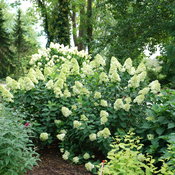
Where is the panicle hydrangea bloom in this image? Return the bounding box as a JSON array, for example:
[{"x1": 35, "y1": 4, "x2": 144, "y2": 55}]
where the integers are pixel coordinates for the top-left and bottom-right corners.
[
  {"x1": 46, "y1": 80, "x2": 54, "y2": 89},
  {"x1": 99, "y1": 72, "x2": 109, "y2": 83},
  {"x1": 72, "y1": 81, "x2": 83, "y2": 94},
  {"x1": 127, "y1": 67, "x2": 136, "y2": 75},
  {"x1": 97, "y1": 128, "x2": 111, "y2": 138},
  {"x1": 28, "y1": 69, "x2": 38, "y2": 84},
  {"x1": 123, "y1": 103, "x2": 131, "y2": 112},
  {"x1": 63, "y1": 89, "x2": 71, "y2": 98},
  {"x1": 133, "y1": 94, "x2": 145, "y2": 104},
  {"x1": 47, "y1": 59, "x2": 54, "y2": 67},
  {"x1": 110, "y1": 56, "x2": 122, "y2": 71},
  {"x1": 85, "y1": 162, "x2": 95, "y2": 172},
  {"x1": 71, "y1": 58, "x2": 80, "y2": 74},
  {"x1": 81, "y1": 62, "x2": 94, "y2": 76},
  {"x1": 72, "y1": 157, "x2": 79, "y2": 164},
  {"x1": 109, "y1": 71, "x2": 121, "y2": 82},
  {"x1": 71, "y1": 105, "x2": 77, "y2": 110},
  {"x1": 138, "y1": 71, "x2": 147, "y2": 82},
  {"x1": 35, "y1": 68, "x2": 45, "y2": 80},
  {"x1": 94, "y1": 102, "x2": 99, "y2": 106},
  {"x1": 114, "y1": 98, "x2": 124, "y2": 110},
  {"x1": 89, "y1": 133, "x2": 97, "y2": 141},
  {"x1": 100, "y1": 100, "x2": 108, "y2": 107},
  {"x1": 80, "y1": 114, "x2": 88, "y2": 121},
  {"x1": 75, "y1": 81, "x2": 83, "y2": 88},
  {"x1": 94, "y1": 91, "x2": 101, "y2": 99},
  {"x1": 101, "y1": 116, "x2": 108, "y2": 124},
  {"x1": 54, "y1": 87, "x2": 63, "y2": 98},
  {"x1": 90, "y1": 54, "x2": 106, "y2": 68},
  {"x1": 135, "y1": 62, "x2": 146, "y2": 74},
  {"x1": 73, "y1": 120, "x2": 82, "y2": 128},
  {"x1": 60, "y1": 148, "x2": 64, "y2": 153},
  {"x1": 60, "y1": 129, "x2": 67, "y2": 134},
  {"x1": 123, "y1": 58, "x2": 132, "y2": 71},
  {"x1": 19, "y1": 77, "x2": 35, "y2": 91},
  {"x1": 6, "y1": 77, "x2": 20, "y2": 90},
  {"x1": 56, "y1": 133, "x2": 66, "y2": 141},
  {"x1": 58, "y1": 72, "x2": 67, "y2": 81},
  {"x1": 128, "y1": 74, "x2": 140, "y2": 88},
  {"x1": 0, "y1": 85, "x2": 14, "y2": 102},
  {"x1": 29, "y1": 53, "x2": 42, "y2": 65},
  {"x1": 124, "y1": 97, "x2": 132, "y2": 104},
  {"x1": 83, "y1": 153, "x2": 90, "y2": 160},
  {"x1": 52, "y1": 55, "x2": 59, "y2": 60},
  {"x1": 80, "y1": 87, "x2": 90, "y2": 96},
  {"x1": 138, "y1": 87, "x2": 150, "y2": 95},
  {"x1": 54, "y1": 120, "x2": 62, "y2": 125},
  {"x1": 100, "y1": 110, "x2": 109, "y2": 118},
  {"x1": 54, "y1": 79, "x2": 65, "y2": 90},
  {"x1": 61, "y1": 107, "x2": 72, "y2": 117},
  {"x1": 109, "y1": 58, "x2": 117, "y2": 75},
  {"x1": 44, "y1": 66, "x2": 54, "y2": 77},
  {"x1": 40, "y1": 133, "x2": 49, "y2": 141},
  {"x1": 149, "y1": 80, "x2": 161, "y2": 94},
  {"x1": 62, "y1": 151, "x2": 70, "y2": 160},
  {"x1": 61, "y1": 61, "x2": 72, "y2": 75}
]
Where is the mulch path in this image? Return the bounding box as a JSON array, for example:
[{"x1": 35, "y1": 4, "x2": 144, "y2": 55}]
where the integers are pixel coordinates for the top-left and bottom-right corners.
[{"x1": 26, "y1": 146, "x2": 92, "y2": 175}]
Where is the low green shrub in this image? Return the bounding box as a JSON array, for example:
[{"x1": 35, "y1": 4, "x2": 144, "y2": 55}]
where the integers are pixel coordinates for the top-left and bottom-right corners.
[
  {"x1": 0, "y1": 105, "x2": 39, "y2": 175},
  {"x1": 158, "y1": 133, "x2": 175, "y2": 175},
  {"x1": 141, "y1": 89, "x2": 175, "y2": 156},
  {"x1": 98, "y1": 131, "x2": 157, "y2": 175}
]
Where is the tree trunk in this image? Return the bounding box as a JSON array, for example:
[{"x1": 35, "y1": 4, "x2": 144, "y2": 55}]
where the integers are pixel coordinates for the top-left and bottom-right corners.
[
  {"x1": 78, "y1": 5, "x2": 86, "y2": 51},
  {"x1": 71, "y1": 4, "x2": 78, "y2": 47},
  {"x1": 36, "y1": 0, "x2": 51, "y2": 47},
  {"x1": 87, "y1": 0, "x2": 93, "y2": 54}
]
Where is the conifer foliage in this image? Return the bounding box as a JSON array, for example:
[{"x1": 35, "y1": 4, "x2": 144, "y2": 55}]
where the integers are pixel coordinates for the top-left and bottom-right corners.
[{"x1": 0, "y1": 8, "x2": 14, "y2": 78}]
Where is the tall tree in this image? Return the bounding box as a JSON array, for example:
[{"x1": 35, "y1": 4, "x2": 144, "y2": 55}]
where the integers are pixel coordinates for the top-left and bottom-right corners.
[
  {"x1": 71, "y1": 0, "x2": 94, "y2": 52},
  {"x1": 13, "y1": 7, "x2": 39, "y2": 76},
  {"x1": 87, "y1": 0, "x2": 93, "y2": 53},
  {"x1": 93, "y1": 0, "x2": 174, "y2": 61},
  {"x1": 35, "y1": 0, "x2": 70, "y2": 47},
  {"x1": 0, "y1": 7, "x2": 14, "y2": 78},
  {"x1": 13, "y1": 9, "x2": 24, "y2": 69},
  {"x1": 51, "y1": 0, "x2": 70, "y2": 46},
  {"x1": 36, "y1": 0, "x2": 51, "y2": 47}
]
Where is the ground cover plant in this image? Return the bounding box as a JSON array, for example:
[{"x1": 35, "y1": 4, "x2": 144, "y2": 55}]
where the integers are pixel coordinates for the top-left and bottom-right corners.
[{"x1": 1, "y1": 43, "x2": 175, "y2": 174}]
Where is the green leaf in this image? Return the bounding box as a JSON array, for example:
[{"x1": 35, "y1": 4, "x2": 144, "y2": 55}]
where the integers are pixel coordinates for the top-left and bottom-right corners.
[
  {"x1": 168, "y1": 123, "x2": 175, "y2": 129},
  {"x1": 156, "y1": 128, "x2": 165, "y2": 135}
]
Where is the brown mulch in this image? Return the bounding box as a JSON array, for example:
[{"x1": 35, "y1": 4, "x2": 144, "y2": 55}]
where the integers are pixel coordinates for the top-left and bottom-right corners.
[{"x1": 26, "y1": 146, "x2": 92, "y2": 175}]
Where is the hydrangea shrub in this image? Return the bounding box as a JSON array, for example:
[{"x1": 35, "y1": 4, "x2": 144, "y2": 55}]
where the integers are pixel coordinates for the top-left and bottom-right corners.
[{"x1": 0, "y1": 43, "x2": 161, "y2": 172}]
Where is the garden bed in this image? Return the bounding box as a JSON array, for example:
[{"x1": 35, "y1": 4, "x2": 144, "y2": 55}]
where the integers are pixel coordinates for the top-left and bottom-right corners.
[{"x1": 26, "y1": 146, "x2": 92, "y2": 175}]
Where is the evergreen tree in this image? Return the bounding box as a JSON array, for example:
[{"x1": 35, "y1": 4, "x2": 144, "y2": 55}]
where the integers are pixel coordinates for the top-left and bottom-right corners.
[
  {"x1": 13, "y1": 9, "x2": 26, "y2": 74},
  {"x1": 0, "y1": 8, "x2": 14, "y2": 78},
  {"x1": 13, "y1": 8, "x2": 39, "y2": 76}
]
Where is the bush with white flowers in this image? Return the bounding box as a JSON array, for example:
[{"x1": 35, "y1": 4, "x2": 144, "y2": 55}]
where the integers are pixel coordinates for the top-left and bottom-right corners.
[{"x1": 0, "y1": 43, "x2": 161, "y2": 173}]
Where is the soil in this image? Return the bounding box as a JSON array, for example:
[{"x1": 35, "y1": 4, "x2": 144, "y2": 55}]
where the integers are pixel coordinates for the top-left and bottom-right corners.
[{"x1": 26, "y1": 146, "x2": 92, "y2": 175}]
